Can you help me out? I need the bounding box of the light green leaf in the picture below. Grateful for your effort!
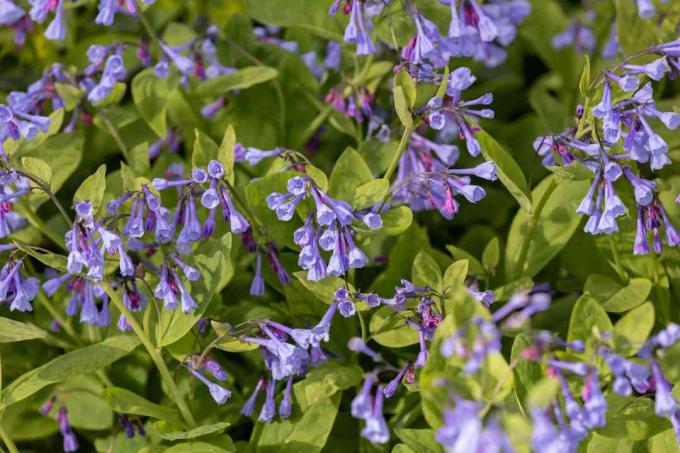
[21,157,52,191]
[192,129,219,169]
[482,237,500,273]
[155,421,230,441]
[131,68,176,138]
[352,178,389,210]
[54,83,84,111]
[73,164,107,212]
[394,429,442,453]
[1,336,139,408]
[293,364,362,410]
[412,251,442,290]
[104,387,184,426]
[505,175,590,278]
[477,130,531,212]
[195,66,278,97]
[328,147,374,201]
[218,125,236,184]
[370,306,419,347]
[394,86,413,128]
[0,318,47,343]
[394,69,416,107]
[613,302,655,356]
[567,296,613,347]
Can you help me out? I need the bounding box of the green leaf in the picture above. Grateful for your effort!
[446,245,484,276]
[73,164,107,212]
[547,161,594,181]
[585,276,652,313]
[477,130,531,212]
[597,395,669,440]
[505,175,590,278]
[195,66,278,97]
[218,125,236,184]
[26,131,83,199]
[131,68,176,138]
[394,69,416,107]
[0,318,47,343]
[155,234,231,347]
[192,129,220,169]
[294,272,354,306]
[482,237,500,273]
[21,157,52,191]
[352,178,389,210]
[245,171,300,248]
[244,0,344,40]
[12,242,67,272]
[567,296,613,347]
[411,251,442,290]
[370,306,420,347]
[155,422,230,441]
[394,85,413,128]
[579,55,591,97]
[293,364,363,410]
[1,336,139,408]
[64,390,113,430]
[613,302,655,356]
[364,205,413,236]
[103,387,184,426]
[394,429,442,453]
[164,440,235,453]
[511,333,544,411]
[54,83,84,111]
[328,147,374,201]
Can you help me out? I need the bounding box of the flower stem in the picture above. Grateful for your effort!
[378,126,413,211]
[0,423,18,453]
[513,178,559,280]
[102,283,197,427]
[98,109,130,163]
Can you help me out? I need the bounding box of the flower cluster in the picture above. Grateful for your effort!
[267,175,381,280]
[534,39,680,253]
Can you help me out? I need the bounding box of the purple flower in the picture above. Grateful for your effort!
[434,399,483,451]
[242,377,265,416]
[0,259,39,312]
[279,377,293,419]
[187,367,231,405]
[341,0,374,55]
[360,385,389,444]
[351,374,375,420]
[258,379,276,422]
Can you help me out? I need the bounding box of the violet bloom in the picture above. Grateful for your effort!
[338,0,375,56]
[0,103,50,159]
[279,377,293,419]
[154,260,198,313]
[43,273,110,327]
[552,20,596,54]
[348,337,383,362]
[434,399,483,451]
[66,200,134,280]
[242,377,265,416]
[0,170,29,235]
[267,176,380,279]
[87,53,128,104]
[108,185,174,243]
[258,378,276,422]
[351,374,375,420]
[422,67,494,157]
[360,385,389,444]
[187,367,231,405]
[56,407,79,452]
[0,259,39,312]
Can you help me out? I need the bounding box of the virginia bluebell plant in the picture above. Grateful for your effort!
[1,0,680,452]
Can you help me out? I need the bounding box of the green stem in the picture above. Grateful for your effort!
[98,109,130,162]
[102,283,196,427]
[299,104,333,147]
[0,423,18,453]
[383,126,412,182]
[378,126,413,211]
[608,235,627,282]
[134,0,163,49]
[513,178,559,280]
[16,171,72,226]
[357,311,367,342]
[17,200,66,251]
